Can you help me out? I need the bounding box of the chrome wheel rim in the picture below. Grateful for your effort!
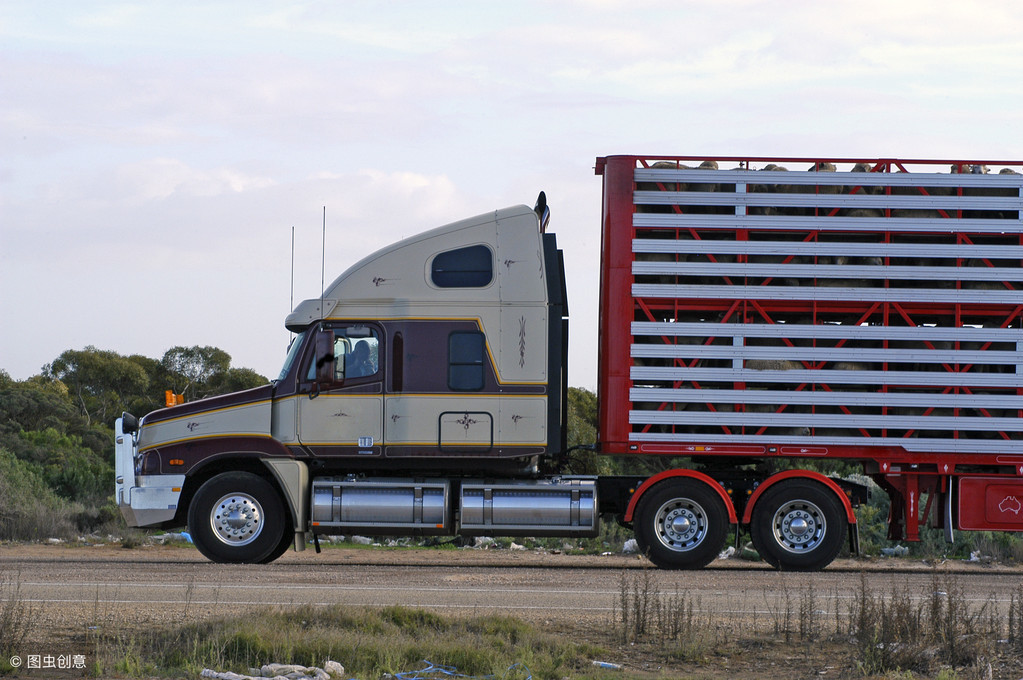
[210,492,264,546]
[653,497,708,552]
[771,499,825,553]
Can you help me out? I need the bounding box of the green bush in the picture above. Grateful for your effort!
[0,448,80,540]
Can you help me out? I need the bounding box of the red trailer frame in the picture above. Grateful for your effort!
[596,155,1023,540]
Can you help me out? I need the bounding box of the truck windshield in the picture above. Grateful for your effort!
[277,331,308,381]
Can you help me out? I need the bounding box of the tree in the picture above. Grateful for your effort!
[210,367,269,395]
[0,376,79,435]
[1,345,269,540]
[124,354,172,416]
[44,347,150,426]
[567,386,598,449]
[161,345,232,401]
[563,387,611,475]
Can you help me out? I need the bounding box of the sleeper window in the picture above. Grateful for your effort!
[431,245,493,288]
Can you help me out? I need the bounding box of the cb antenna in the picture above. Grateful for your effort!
[289,226,295,315]
[320,206,326,320]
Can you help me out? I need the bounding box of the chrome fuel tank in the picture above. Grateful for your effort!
[460,477,598,537]
[311,477,450,533]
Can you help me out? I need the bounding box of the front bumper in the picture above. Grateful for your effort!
[114,417,184,527]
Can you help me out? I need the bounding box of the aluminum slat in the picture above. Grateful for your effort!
[633,214,1023,233]
[629,387,1023,410]
[634,190,1022,211]
[626,431,1023,454]
[633,168,1023,188]
[629,410,1023,432]
[632,282,1023,304]
[630,367,1023,388]
[632,239,1023,259]
[633,261,1023,282]
[631,321,1023,342]
[631,344,1020,364]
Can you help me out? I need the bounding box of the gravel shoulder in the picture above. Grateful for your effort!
[4,542,1022,663]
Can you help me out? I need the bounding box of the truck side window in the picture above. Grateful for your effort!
[332,336,349,381]
[448,331,485,391]
[346,337,378,378]
[431,245,493,288]
[304,328,380,383]
[305,336,349,383]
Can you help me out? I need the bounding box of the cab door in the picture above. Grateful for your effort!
[296,324,384,457]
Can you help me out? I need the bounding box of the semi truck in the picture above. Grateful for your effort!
[115,155,1023,571]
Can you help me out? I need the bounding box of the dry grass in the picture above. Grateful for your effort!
[89,605,609,680]
[0,568,33,673]
[612,569,1023,679]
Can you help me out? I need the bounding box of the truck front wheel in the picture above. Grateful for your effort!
[258,527,296,564]
[750,479,846,571]
[633,480,727,570]
[188,472,288,564]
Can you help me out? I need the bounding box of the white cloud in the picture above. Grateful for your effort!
[2,0,1022,390]
[111,159,277,201]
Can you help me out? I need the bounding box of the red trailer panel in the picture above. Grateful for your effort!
[958,477,1023,531]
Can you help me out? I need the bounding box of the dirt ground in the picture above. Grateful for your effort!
[3,542,1023,679]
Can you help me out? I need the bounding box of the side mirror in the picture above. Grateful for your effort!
[121,412,139,435]
[314,330,336,387]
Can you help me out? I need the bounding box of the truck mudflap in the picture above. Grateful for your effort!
[115,416,184,527]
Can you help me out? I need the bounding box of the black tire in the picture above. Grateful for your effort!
[750,479,846,572]
[188,472,287,564]
[259,526,296,564]
[633,480,728,570]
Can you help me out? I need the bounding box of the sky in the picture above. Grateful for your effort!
[2,0,1022,391]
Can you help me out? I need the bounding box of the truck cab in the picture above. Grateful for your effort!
[115,199,584,564]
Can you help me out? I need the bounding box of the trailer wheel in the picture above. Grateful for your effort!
[634,480,727,570]
[188,472,287,564]
[750,480,845,571]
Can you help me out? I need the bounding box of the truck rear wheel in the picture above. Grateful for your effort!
[188,472,288,564]
[750,479,846,571]
[633,480,727,570]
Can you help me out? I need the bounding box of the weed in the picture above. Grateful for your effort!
[1010,583,1023,654]
[798,581,819,642]
[849,571,1005,676]
[928,573,989,668]
[615,568,653,643]
[763,580,795,643]
[0,569,32,666]
[613,570,711,662]
[852,573,929,674]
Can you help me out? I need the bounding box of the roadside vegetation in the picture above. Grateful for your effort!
[608,569,1023,679]
[89,605,607,680]
[0,346,265,542]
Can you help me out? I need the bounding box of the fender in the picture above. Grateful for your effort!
[741,470,857,525]
[624,469,738,524]
[262,458,310,536]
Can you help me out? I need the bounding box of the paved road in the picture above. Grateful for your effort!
[4,544,1021,644]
